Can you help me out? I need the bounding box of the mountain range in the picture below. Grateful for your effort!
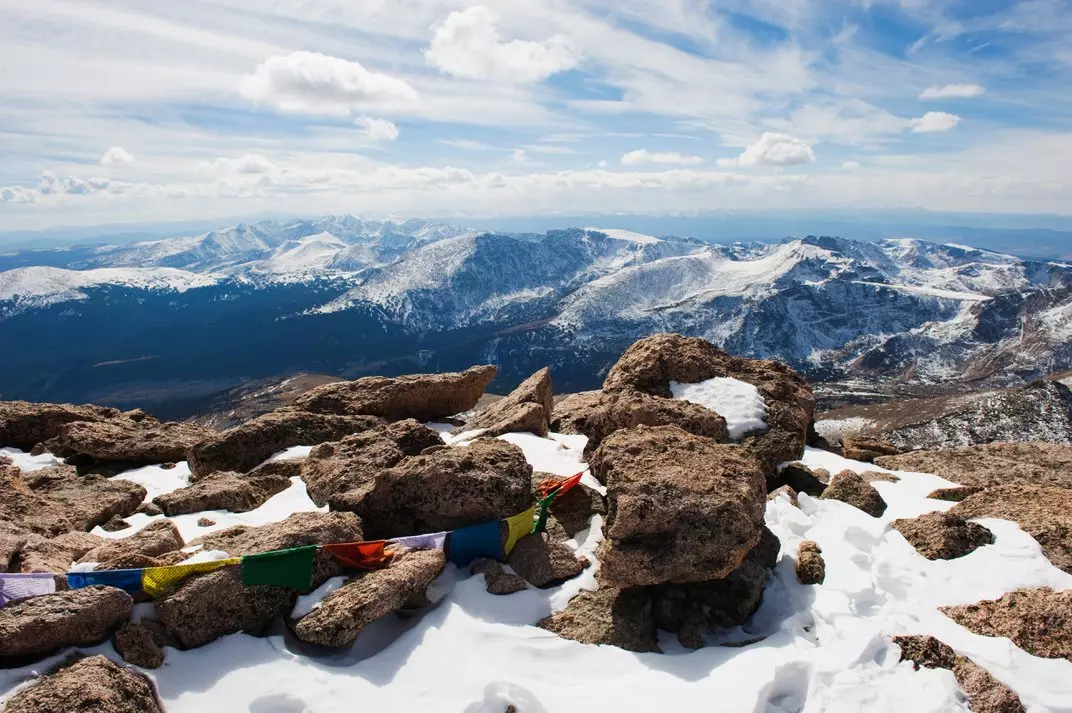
[1,215,1070,417]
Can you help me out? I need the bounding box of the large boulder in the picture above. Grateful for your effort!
[841,435,901,463]
[187,410,384,478]
[157,511,365,648]
[153,471,291,515]
[892,511,993,560]
[21,465,146,531]
[291,365,496,420]
[455,368,554,437]
[601,334,814,476]
[941,587,1072,662]
[2,655,164,713]
[329,438,532,539]
[0,401,125,451]
[300,419,443,506]
[0,466,72,537]
[894,635,1026,713]
[538,585,659,653]
[875,442,1072,490]
[550,388,728,455]
[590,425,766,587]
[78,519,185,568]
[768,462,828,497]
[293,549,446,648]
[0,587,133,663]
[17,531,106,574]
[820,470,887,517]
[45,418,213,465]
[950,484,1072,572]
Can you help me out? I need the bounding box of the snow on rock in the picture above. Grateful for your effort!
[0,446,63,472]
[0,265,219,306]
[111,462,191,502]
[814,417,878,445]
[3,437,1072,712]
[671,377,768,440]
[584,227,662,245]
[293,576,348,618]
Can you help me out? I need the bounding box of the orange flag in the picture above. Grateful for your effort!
[324,541,391,570]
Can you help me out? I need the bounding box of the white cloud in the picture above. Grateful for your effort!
[737,133,815,167]
[842,160,862,169]
[239,51,418,116]
[354,117,400,141]
[100,146,136,165]
[910,111,961,133]
[426,6,579,84]
[919,83,986,99]
[438,139,492,150]
[620,149,704,166]
[715,157,739,168]
[510,148,528,163]
[0,186,36,203]
[597,159,608,168]
[199,154,278,174]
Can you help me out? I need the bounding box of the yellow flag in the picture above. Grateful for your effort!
[141,558,241,598]
[502,506,536,557]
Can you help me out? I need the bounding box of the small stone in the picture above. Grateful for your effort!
[820,470,887,517]
[136,502,163,516]
[198,517,216,527]
[161,462,177,470]
[767,485,799,507]
[100,515,130,533]
[29,443,47,456]
[112,621,165,669]
[795,541,825,585]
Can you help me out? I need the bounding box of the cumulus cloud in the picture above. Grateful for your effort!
[620,149,703,166]
[737,133,815,167]
[0,186,36,203]
[919,84,986,99]
[240,51,418,116]
[909,111,961,133]
[354,117,399,141]
[426,6,579,84]
[842,160,862,169]
[199,154,278,174]
[100,146,136,165]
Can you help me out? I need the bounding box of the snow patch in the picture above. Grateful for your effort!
[292,576,348,618]
[584,227,662,245]
[671,377,768,439]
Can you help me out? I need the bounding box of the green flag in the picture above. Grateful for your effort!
[241,545,318,590]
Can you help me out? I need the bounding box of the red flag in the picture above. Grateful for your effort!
[537,470,585,499]
[324,541,391,570]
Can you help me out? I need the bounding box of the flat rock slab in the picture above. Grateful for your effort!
[2,655,164,713]
[0,587,133,663]
[538,585,659,653]
[46,418,213,465]
[154,471,291,515]
[892,511,992,560]
[941,587,1072,662]
[0,400,125,452]
[21,465,146,531]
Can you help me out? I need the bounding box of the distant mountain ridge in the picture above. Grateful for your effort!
[1,215,1070,416]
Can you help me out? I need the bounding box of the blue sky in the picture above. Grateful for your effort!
[1,0,1071,230]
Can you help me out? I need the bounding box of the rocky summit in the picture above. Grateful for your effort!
[0,332,1069,711]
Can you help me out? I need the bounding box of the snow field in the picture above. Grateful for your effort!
[1,435,1071,712]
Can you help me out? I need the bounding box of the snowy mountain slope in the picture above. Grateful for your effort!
[0,265,220,313]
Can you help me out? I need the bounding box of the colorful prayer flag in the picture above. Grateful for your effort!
[503,506,536,556]
[323,541,390,570]
[67,568,144,595]
[447,519,503,566]
[393,531,448,551]
[141,558,241,598]
[241,546,318,591]
[0,573,56,607]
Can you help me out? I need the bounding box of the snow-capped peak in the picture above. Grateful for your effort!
[584,227,663,245]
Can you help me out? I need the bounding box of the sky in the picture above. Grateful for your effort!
[2,0,1072,231]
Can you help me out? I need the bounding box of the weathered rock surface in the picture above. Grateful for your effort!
[950,484,1072,572]
[21,465,146,531]
[0,466,72,537]
[841,435,901,463]
[601,333,814,476]
[472,559,528,595]
[0,401,125,451]
[293,549,446,648]
[892,511,993,560]
[153,471,291,515]
[112,621,165,669]
[247,457,304,480]
[941,588,1072,661]
[292,365,496,421]
[101,515,130,533]
[45,418,213,465]
[820,470,888,517]
[458,367,554,437]
[505,534,584,588]
[78,519,185,568]
[538,585,659,653]
[796,540,826,584]
[17,531,106,574]
[767,485,799,507]
[300,419,443,506]
[1,655,164,713]
[927,486,985,502]
[0,587,133,662]
[329,438,532,539]
[550,388,728,455]
[187,410,384,479]
[893,634,1026,713]
[591,425,766,587]
[876,442,1072,490]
